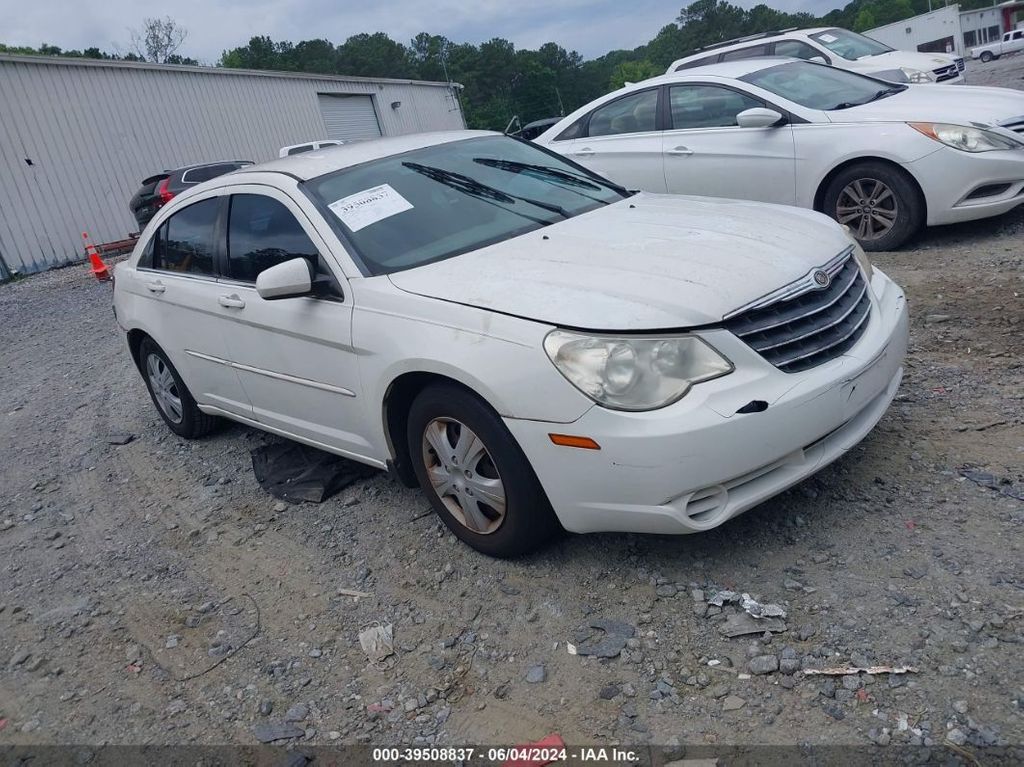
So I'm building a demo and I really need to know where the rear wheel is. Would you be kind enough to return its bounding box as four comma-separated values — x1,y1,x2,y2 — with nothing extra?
980,51,994,63
823,162,924,252
407,384,560,557
139,337,219,439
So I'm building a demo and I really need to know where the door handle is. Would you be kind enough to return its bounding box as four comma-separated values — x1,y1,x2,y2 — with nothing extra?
144,280,165,294
572,147,595,156
218,294,245,309
667,146,694,156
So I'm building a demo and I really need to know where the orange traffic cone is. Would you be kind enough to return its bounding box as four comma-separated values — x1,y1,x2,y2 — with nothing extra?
82,232,110,281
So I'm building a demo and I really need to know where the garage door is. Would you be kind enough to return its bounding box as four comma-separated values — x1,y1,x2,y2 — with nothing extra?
318,94,382,141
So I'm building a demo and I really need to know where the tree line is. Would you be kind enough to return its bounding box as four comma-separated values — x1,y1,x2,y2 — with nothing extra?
1,0,1000,130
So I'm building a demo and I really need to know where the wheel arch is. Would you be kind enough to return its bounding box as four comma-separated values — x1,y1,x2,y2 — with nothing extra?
126,327,151,374
813,156,928,222
381,370,506,489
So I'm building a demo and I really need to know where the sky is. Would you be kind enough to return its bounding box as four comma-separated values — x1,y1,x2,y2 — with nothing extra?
0,0,843,63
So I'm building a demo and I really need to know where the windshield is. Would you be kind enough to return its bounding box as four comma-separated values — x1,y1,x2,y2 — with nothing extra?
741,61,906,111
303,136,627,275
809,28,894,60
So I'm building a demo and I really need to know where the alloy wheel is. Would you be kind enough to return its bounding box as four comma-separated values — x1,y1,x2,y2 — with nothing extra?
146,353,184,424
421,417,506,534
835,178,898,241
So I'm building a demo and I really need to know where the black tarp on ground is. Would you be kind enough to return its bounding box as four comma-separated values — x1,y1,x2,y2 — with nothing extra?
251,442,378,504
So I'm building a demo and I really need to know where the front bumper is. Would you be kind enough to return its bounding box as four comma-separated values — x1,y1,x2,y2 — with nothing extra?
504,269,908,535
911,145,1024,226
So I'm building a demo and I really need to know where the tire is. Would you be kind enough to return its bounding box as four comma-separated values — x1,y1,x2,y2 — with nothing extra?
138,337,219,439
407,383,561,557
823,161,924,252
980,51,993,63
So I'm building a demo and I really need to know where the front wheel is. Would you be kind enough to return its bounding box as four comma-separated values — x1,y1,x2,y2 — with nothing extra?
407,384,560,557
823,162,924,252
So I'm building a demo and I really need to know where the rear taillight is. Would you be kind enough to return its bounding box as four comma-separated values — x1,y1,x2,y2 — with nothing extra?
156,177,174,205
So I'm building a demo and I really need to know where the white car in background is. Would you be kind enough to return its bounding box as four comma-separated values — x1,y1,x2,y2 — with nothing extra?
537,59,1024,250
668,27,965,84
278,140,343,157
970,28,1024,62
113,131,908,557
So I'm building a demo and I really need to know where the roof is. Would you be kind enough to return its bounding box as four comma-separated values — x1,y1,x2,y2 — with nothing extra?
0,53,460,89
655,57,795,84
674,27,834,64
239,130,497,181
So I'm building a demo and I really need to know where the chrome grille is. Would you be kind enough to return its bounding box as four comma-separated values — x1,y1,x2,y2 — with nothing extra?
1001,117,1024,136
723,254,871,374
955,57,965,72
932,63,961,82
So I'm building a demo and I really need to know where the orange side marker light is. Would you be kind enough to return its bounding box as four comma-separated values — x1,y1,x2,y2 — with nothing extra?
548,433,601,450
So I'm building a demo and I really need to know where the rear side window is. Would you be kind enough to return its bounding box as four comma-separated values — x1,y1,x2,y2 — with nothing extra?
720,44,770,62
588,89,659,137
554,118,586,141
154,198,220,276
774,40,825,61
227,194,320,282
675,54,720,71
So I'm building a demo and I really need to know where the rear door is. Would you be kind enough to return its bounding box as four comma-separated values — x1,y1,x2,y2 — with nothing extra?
553,88,667,192
212,187,371,459
662,83,797,204
133,195,252,417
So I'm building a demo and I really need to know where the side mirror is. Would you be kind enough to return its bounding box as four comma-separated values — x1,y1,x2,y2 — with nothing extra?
809,56,828,64
736,107,785,129
256,257,314,300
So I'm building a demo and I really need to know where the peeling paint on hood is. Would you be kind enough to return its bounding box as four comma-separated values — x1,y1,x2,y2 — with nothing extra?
388,193,853,331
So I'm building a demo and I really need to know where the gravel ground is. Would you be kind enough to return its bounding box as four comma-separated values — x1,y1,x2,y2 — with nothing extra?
1,61,1023,760
966,53,1024,88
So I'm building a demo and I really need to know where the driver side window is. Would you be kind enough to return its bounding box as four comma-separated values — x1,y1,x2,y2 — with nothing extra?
669,85,764,130
226,194,321,282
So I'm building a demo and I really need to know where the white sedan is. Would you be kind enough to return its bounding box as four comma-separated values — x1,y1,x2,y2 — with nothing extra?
114,131,907,557
537,59,1024,250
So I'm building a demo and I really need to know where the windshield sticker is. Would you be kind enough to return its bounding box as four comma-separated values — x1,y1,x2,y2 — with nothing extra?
328,184,413,231
818,33,838,43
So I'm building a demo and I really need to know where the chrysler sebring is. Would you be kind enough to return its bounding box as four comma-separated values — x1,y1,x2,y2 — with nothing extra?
114,132,908,557
537,59,1024,251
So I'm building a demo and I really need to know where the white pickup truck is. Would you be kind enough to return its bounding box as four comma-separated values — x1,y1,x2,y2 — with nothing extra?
971,28,1024,62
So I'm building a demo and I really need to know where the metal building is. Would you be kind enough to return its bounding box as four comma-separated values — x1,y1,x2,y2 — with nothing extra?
0,55,465,276
865,1,1024,57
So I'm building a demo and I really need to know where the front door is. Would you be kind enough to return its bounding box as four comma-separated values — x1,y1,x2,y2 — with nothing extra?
212,188,372,460
662,84,797,205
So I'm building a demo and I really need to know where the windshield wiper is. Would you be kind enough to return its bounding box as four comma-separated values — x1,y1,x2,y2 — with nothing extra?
866,86,904,103
832,85,905,110
402,162,571,220
472,157,626,200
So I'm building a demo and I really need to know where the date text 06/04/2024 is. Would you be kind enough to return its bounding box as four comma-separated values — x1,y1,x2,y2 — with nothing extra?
371,746,640,763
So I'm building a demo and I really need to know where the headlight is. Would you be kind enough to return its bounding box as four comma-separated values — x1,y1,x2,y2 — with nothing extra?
900,67,936,84
543,331,733,411
909,122,1023,152
840,227,874,281
852,241,873,281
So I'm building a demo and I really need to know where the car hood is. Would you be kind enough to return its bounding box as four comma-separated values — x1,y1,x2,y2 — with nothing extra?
826,84,1024,127
854,49,956,72
387,194,854,331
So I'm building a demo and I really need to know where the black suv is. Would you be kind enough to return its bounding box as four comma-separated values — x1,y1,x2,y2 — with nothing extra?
129,160,253,229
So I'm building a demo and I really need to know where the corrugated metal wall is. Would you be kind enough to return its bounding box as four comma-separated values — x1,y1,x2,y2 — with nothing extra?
0,56,465,275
